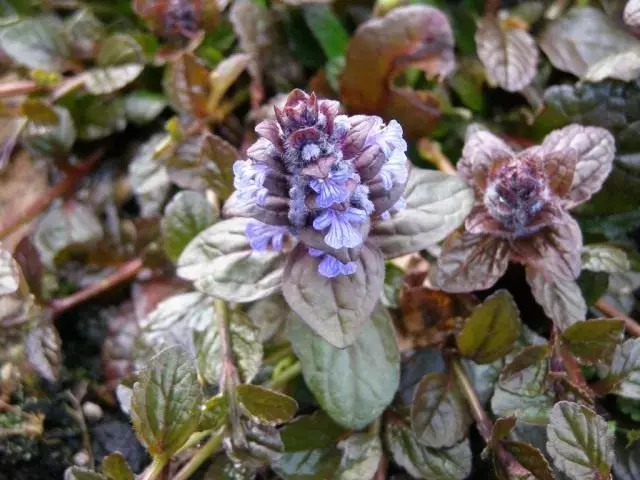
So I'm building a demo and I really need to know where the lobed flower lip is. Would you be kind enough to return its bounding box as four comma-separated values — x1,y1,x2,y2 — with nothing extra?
436,123,615,293
229,89,410,278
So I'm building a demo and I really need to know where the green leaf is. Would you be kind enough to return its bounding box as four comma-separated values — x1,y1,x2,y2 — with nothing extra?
193,310,263,386
163,52,210,118
280,410,346,452
166,133,238,200
335,434,382,480
21,99,60,125
613,433,640,480
577,270,609,306
65,8,105,57
124,90,167,126
302,5,349,60
131,346,202,457
491,416,517,444
22,106,76,159
128,134,171,218
457,290,521,364
235,384,297,426
287,304,399,429
162,190,219,262
204,456,256,480
582,244,631,273
562,319,625,364
491,386,554,425
0,249,20,295
246,294,288,343
502,440,554,480
410,372,471,448
33,201,103,268
385,417,472,480
177,217,286,303
102,453,134,480
381,262,404,310
139,292,213,352
282,243,384,348
499,344,549,396
0,15,71,71
539,7,640,80
25,321,61,383
546,401,614,479
201,393,228,431
370,169,475,259
207,53,250,113
64,467,107,480
475,15,537,92
70,95,127,141
84,34,145,95
601,338,640,400
273,447,342,480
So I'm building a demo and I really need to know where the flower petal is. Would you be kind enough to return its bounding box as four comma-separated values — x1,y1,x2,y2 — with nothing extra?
511,212,582,281
434,232,510,292
458,126,514,191
539,124,615,208
246,222,288,252
318,254,358,278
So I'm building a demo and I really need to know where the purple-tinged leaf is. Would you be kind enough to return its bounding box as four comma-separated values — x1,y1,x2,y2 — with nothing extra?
435,232,510,293
475,15,538,92
526,268,587,330
370,168,474,259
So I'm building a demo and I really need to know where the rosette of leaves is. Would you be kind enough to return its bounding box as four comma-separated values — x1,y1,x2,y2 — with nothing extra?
434,123,616,330
178,89,474,348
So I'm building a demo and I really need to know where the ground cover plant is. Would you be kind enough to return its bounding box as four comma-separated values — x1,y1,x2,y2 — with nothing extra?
2,0,640,479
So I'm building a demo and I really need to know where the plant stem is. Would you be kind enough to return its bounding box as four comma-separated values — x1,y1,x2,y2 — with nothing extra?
450,358,492,441
50,258,144,318
451,357,527,476
0,80,42,98
594,298,640,337
263,344,293,366
264,362,302,390
173,429,225,480
417,138,456,175
139,456,168,480
0,148,104,240
216,298,239,386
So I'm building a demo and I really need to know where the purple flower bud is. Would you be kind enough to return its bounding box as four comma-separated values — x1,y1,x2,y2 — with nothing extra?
231,89,410,278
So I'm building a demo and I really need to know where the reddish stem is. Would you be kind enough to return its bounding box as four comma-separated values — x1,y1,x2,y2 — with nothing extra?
594,298,640,337
50,258,144,318
0,148,104,240
0,80,42,98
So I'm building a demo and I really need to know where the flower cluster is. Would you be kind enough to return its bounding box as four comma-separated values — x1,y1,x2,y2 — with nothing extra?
435,124,615,292
231,89,409,278
134,0,217,40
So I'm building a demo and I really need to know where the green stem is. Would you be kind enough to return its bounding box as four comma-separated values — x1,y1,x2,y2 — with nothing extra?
139,456,168,480
264,361,302,390
263,344,294,366
173,429,225,480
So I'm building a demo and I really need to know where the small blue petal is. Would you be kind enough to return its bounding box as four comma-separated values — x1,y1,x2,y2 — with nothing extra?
308,248,324,257
313,208,366,249
352,184,374,214
379,149,408,190
246,222,288,252
309,175,350,208
317,253,357,278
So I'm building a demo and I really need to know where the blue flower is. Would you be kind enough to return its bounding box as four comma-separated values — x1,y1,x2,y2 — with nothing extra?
309,248,357,278
246,222,288,252
312,207,368,249
365,119,407,158
233,160,270,205
309,169,351,208
379,149,409,191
